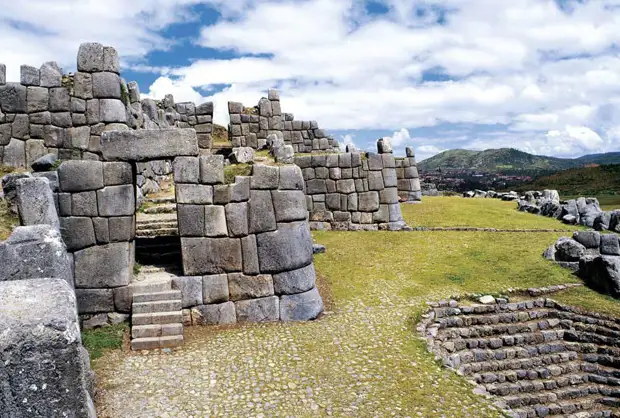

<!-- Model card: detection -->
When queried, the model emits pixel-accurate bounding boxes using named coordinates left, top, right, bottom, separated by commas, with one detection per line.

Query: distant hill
left=418, top=148, right=620, bottom=174
left=513, top=164, right=620, bottom=198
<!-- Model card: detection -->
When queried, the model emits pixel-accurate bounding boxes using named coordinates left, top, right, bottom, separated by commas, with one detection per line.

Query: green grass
left=224, top=163, right=252, bottom=183
left=564, top=194, right=620, bottom=211
left=82, top=323, right=128, bottom=361
left=401, top=196, right=583, bottom=230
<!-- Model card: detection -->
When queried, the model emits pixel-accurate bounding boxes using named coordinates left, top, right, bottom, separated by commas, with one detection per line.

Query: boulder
left=0, top=225, right=73, bottom=285
left=15, top=177, right=60, bottom=230
left=579, top=254, right=620, bottom=298
left=543, top=189, right=560, bottom=202
left=600, top=234, right=620, bottom=256
left=594, top=211, right=612, bottom=231
left=31, top=153, right=58, bottom=172
left=376, top=138, right=392, bottom=154
left=230, top=147, right=255, bottom=164
left=0, top=278, right=96, bottom=417
left=562, top=214, right=577, bottom=225
left=609, top=210, right=620, bottom=233
left=572, top=231, right=601, bottom=249
left=555, top=237, right=586, bottom=262
left=274, top=145, right=295, bottom=164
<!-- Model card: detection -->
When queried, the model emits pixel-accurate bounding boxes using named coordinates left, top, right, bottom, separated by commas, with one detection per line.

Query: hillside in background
left=513, top=164, right=620, bottom=197
left=418, top=148, right=620, bottom=174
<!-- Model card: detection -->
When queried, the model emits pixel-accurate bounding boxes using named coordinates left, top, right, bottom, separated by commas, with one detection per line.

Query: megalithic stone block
left=15, top=177, right=60, bottom=230
left=101, top=129, right=199, bottom=161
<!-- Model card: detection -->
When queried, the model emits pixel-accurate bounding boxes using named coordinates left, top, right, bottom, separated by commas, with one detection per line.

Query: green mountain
left=513, top=164, right=620, bottom=197
left=418, top=148, right=620, bottom=173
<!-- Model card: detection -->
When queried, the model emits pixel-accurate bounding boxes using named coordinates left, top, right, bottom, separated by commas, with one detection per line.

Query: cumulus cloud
left=384, top=128, right=412, bottom=146
left=416, top=145, right=446, bottom=162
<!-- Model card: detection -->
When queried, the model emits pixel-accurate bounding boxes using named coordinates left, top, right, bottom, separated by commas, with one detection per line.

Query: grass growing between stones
left=82, top=323, right=128, bottom=362
left=224, top=163, right=253, bottom=183
left=93, top=198, right=615, bottom=417
left=402, top=196, right=583, bottom=230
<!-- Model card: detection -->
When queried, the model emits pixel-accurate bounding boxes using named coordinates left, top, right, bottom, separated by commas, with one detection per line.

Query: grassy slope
left=93, top=197, right=620, bottom=416
left=401, top=196, right=584, bottom=230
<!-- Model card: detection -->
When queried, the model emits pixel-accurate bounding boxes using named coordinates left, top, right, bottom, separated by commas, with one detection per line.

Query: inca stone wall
left=173, top=155, right=323, bottom=322
left=295, top=142, right=411, bottom=231
left=0, top=43, right=214, bottom=168
left=227, top=89, right=339, bottom=153
left=419, top=298, right=620, bottom=417
left=395, top=146, right=422, bottom=202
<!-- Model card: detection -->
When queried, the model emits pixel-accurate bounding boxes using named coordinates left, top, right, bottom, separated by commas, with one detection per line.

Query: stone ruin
left=419, top=297, right=620, bottom=417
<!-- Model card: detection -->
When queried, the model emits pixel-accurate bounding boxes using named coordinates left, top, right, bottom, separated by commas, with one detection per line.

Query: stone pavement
left=94, top=295, right=503, bottom=417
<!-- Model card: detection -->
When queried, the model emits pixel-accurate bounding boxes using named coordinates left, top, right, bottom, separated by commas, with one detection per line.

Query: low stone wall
left=294, top=148, right=410, bottom=231
left=418, top=297, right=620, bottom=417
left=545, top=231, right=620, bottom=298
left=395, top=146, right=421, bottom=202
left=173, top=155, right=323, bottom=322
left=0, top=278, right=96, bottom=417
left=227, top=90, right=338, bottom=153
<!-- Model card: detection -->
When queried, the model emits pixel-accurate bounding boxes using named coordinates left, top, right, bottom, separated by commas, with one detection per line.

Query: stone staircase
left=420, top=299, right=620, bottom=417
left=136, top=213, right=178, bottom=238
left=130, top=267, right=184, bottom=351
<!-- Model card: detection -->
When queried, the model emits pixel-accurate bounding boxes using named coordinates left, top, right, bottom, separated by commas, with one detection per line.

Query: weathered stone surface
left=0, top=225, right=73, bottom=285
left=199, top=155, right=224, bottom=184
left=235, top=296, right=279, bottom=322
left=92, top=71, right=121, bottom=98
left=27, top=86, right=49, bottom=113
left=0, top=279, right=96, bottom=417
left=92, top=217, right=110, bottom=244
left=572, top=231, right=601, bottom=249
left=358, top=191, right=380, bottom=212
left=273, top=263, right=316, bottom=295
left=60, top=217, right=96, bottom=251
left=230, top=176, right=250, bottom=202
left=103, top=46, right=120, bottom=73
left=109, top=216, right=134, bottom=242
left=58, top=160, right=104, bottom=192
left=177, top=205, right=204, bottom=236
left=555, top=237, right=586, bottom=262
left=580, top=254, right=620, bottom=298
left=251, top=164, right=279, bottom=189
left=228, top=273, right=274, bottom=301
left=601, top=234, right=620, bottom=256
left=103, top=162, right=132, bottom=185
left=11, top=114, right=29, bottom=139
left=74, top=242, right=132, bottom=288
left=20, top=64, right=39, bottom=86
left=230, top=147, right=255, bottom=164
left=173, top=156, right=200, bottom=183
left=16, top=177, right=59, bottom=229
left=225, top=202, right=248, bottom=237
left=279, top=165, right=304, bottom=190
left=40, top=61, right=62, bottom=87
left=248, top=190, right=277, bottom=234
left=176, top=184, right=213, bottom=204
left=172, top=276, right=203, bottom=308
left=78, top=42, right=105, bottom=72
left=31, top=153, right=57, bottom=172
left=99, top=98, right=127, bottom=123
left=204, top=205, right=228, bottom=237
left=182, top=237, right=242, bottom=275
left=3, top=138, right=26, bottom=167
left=74, top=72, right=93, bottom=100
left=377, top=138, right=392, bottom=154
left=271, top=190, right=307, bottom=222
left=192, top=302, right=236, bottom=325
left=49, top=87, right=70, bottom=111
left=280, top=287, right=323, bottom=321
left=242, top=235, right=260, bottom=275
left=97, top=185, right=134, bottom=216
left=256, top=221, right=313, bottom=273
left=202, top=274, right=229, bottom=304
left=71, top=191, right=98, bottom=217
left=0, top=83, right=27, bottom=113
left=75, top=288, right=114, bottom=314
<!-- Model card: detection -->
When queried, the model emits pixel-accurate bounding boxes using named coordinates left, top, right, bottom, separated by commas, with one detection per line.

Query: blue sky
left=2, top=0, right=620, bottom=160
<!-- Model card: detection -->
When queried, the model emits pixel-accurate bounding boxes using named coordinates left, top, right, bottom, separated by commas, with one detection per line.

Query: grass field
left=91, top=197, right=619, bottom=417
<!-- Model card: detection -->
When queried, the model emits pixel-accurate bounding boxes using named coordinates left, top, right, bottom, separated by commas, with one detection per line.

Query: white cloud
left=384, top=128, right=411, bottom=146
left=416, top=145, right=445, bottom=162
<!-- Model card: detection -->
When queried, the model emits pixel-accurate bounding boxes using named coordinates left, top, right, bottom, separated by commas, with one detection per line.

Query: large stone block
left=172, top=276, right=203, bottom=308
left=251, top=164, right=279, bottom=189
left=109, top=216, right=135, bottom=242
left=249, top=190, right=277, bottom=234
left=58, top=160, right=104, bottom=192
left=11, top=114, right=29, bottom=139
left=306, top=179, right=327, bottom=194
left=75, top=288, right=114, bottom=314
left=173, top=156, right=200, bottom=183
left=74, top=72, right=93, bottom=99
left=27, top=86, right=49, bottom=113
left=182, top=237, right=242, bottom=275
left=72, top=191, right=98, bottom=216
left=358, top=191, right=380, bottom=212
left=60, top=217, right=96, bottom=251
left=228, top=273, right=274, bottom=301
left=103, top=162, right=133, bottom=186
left=191, top=302, right=236, bottom=325
left=279, top=165, right=304, bottom=190
left=199, top=155, right=225, bottom=184
left=271, top=190, right=307, bottom=222
left=256, top=221, right=313, bottom=273
left=178, top=204, right=205, bottom=236
left=225, top=202, right=248, bottom=237
left=273, top=263, right=316, bottom=295
left=579, top=255, right=620, bottom=298
left=205, top=205, right=228, bottom=237
left=235, top=296, right=279, bottom=322
left=3, top=138, right=26, bottom=167
left=16, top=177, right=59, bottom=229
left=0, top=83, right=27, bottom=113
left=0, top=279, right=96, bottom=417
left=242, top=234, right=260, bottom=275
left=103, top=46, right=120, bottom=73
left=230, top=176, right=250, bottom=202
left=97, top=185, right=135, bottom=216
left=202, top=274, right=229, bottom=304
left=176, top=184, right=213, bottom=204
left=0, top=225, right=73, bottom=285
left=74, top=242, right=132, bottom=288
left=601, top=234, right=620, bottom=256
left=92, top=71, right=121, bottom=99
left=280, top=287, right=323, bottom=321
left=77, top=42, right=104, bottom=72
left=40, top=61, right=62, bottom=88
left=99, top=98, right=127, bottom=123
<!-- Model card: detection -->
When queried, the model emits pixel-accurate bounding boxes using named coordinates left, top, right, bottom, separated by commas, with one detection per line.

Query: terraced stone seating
left=419, top=298, right=620, bottom=417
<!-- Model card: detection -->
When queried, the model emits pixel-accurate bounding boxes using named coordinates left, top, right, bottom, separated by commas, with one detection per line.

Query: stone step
left=486, top=372, right=590, bottom=397
left=502, top=383, right=599, bottom=408
left=434, top=300, right=549, bottom=320
left=132, top=300, right=182, bottom=314
left=583, top=363, right=620, bottom=380
left=143, top=204, right=177, bottom=214
left=436, top=308, right=555, bottom=328
left=463, top=351, right=580, bottom=375
left=511, top=397, right=611, bottom=417
left=565, top=331, right=620, bottom=351
left=136, top=221, right=178, bottom=230
left=474, top=358, right=581, bottom=384
left=129, top=278, right=172, bottom=295
left=146, top=196, right=176, bottom=204
left=135, top=228, right=179, bottom=237
left=445, top=330, right=565, bottom=353
left=131, top=335, right=184, bottom=351
left=133, top=290, right=182, bottom=303
left=452, top=342, right=576, bottom=366
left=438, top=319, right=564, bottom=341
left=554, top=311, right=620, bottom=333
left=572, top=323, right=620, bottom=340
left=131, top=323, right=183, bottom=339
left=132, top=311, right=183, bottom=326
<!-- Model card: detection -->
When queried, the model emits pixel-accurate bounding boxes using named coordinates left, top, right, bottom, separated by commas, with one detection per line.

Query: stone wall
left=0, top=43, right=214, bottom=168
left=545, top=231, right=620, bottom=299
left=173, top=155, right=323, bottom=322
left=295, top=144, right=412, bottom=231
left=395, top=146, right=422, bottom=202
left=227, top=89, right=339, bottom=153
